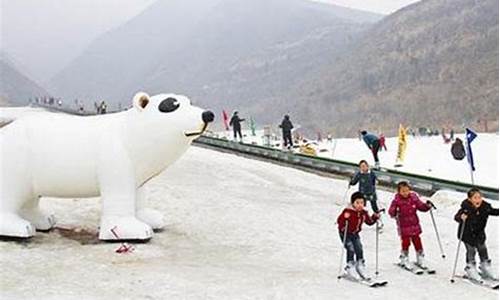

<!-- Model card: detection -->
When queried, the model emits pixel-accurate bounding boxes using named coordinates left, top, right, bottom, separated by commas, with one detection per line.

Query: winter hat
left=351, top=192, right=366, bottom=204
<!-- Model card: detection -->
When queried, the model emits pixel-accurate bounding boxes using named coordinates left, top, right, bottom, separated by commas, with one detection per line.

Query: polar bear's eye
left=158, top=97, right=180, bottom=113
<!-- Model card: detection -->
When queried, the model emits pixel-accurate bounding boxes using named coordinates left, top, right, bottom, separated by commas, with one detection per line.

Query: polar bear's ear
left=133, top=92, right=150, bottom=111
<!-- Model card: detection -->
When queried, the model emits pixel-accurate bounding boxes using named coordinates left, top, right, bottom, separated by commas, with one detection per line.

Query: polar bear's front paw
left=137, top=208, right=165, bottom=230
left=0, top=213, right=36, bottom=238
left=99, top=216, right=153, bottom=241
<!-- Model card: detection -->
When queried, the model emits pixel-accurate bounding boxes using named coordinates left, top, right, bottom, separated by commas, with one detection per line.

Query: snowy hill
left=0, top=146, right=497, bottom=299
left=218, top=130, right=498, bottom=187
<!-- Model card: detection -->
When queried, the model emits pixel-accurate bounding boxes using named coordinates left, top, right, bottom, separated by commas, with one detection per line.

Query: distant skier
left=451, top=138, right=466, bottom=160
left=389, top=181, right=433, bottom=271
left=229, top=111, right=245, bottom=141
left=100, top=101, right=107, bottom=114
left=454, top=188, right=498, bottom=281
left=441, top=128, right=451, bottom=144
left=360, top=130, right=381, bottom=168
left=279, top=115, right=294, bottom=149
left=379, top=133, right=387, bottom=151
left=349, top=160, right=383, bottom=229
left=337, top=192, right=380, bottom=280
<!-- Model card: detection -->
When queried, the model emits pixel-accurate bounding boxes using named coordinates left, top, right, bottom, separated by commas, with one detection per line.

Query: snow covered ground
left=215, top=130, right=498, bottom=187
left=0, top=145, right=497, bottom=299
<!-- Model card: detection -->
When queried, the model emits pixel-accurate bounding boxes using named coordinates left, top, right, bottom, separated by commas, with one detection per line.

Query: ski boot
left=399, top=251, right=412, bottom=270
left=479, top=260, right=498, bottom=281
left=465, top=263, right=483, bottom=282
left=415, top=251, right=427, bottom=269
left=356, top=260, right=371, bottom=280
left=345, top=261, right=359, bottom=279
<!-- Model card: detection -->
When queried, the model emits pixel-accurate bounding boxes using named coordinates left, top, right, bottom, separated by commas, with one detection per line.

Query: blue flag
left=465, top=128, right=477, bottom=171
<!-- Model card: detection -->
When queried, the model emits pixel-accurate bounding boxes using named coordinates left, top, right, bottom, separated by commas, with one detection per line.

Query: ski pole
left=375, top=209, right=385, bottom=276
left=337, top=220, right=349, bottom=280
left=375, top=220, right=380, bottom=276
left=428, top=207, right=446, bottom=258
left=450, top=217, right=467, bottom=283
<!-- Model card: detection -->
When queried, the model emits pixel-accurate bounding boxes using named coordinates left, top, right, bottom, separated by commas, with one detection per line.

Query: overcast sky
left=1, top=0, right=419, bottom=84
left=0, top=0, right=156, bottom=83
left=315, top=0, right=420, bottom=14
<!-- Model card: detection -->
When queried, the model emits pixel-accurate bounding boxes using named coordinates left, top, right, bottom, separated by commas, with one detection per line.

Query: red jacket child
left=388, top=191, right=431, bottom=237
left=336, top=192, right=380, bottom=279
left=388, top=181, right=432, bottom=269
left=338, top=207, right=378, bottom=234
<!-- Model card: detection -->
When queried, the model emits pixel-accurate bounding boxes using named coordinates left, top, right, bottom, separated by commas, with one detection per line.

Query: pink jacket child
left=388, top=181, right=433, bottom=270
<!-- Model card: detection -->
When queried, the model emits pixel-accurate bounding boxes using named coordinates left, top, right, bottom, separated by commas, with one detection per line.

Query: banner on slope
left=222, top=110, right=229, bottom=131
left=394, top=124, right=408, bottom=167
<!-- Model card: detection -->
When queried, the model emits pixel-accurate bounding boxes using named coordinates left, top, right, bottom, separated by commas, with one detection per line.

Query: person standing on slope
left=229, top=111, right=245, bottom=142
left=379, top=133, right=387, bottom=151
left=361, top=130, right=381, bottom=168
left=388, top=182, right=433, bottom=271
left=337, top=192, right=380, bottom=280
left=279, top=115, right=294, bottom=149
left=349, top=160, right=383, bottom=229
left=454, top=188, right=498, bottom=281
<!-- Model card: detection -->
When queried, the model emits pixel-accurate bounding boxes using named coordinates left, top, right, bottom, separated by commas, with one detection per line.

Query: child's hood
left=461, top=199, right=490, bottom=211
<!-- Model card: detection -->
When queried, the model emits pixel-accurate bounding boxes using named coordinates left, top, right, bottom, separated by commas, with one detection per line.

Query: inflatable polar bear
left=0, top=92, right=214, bottom=240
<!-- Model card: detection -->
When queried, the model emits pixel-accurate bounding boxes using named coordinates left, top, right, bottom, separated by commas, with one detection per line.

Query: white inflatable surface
left=0, top=92, right=214, bottom=240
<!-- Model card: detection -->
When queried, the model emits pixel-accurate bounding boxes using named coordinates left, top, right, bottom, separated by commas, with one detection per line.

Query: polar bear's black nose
left=202, top=111, right=215, bottom=123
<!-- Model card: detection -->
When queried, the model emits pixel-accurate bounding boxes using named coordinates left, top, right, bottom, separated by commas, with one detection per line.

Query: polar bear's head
left=123, top=92, right=214, bottom=184
left=130, top=91, right=214, bottom=141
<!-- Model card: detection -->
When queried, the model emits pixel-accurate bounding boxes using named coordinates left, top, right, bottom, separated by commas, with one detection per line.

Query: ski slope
left=0, top=145, right=497, bottom=299
left=217, top=130, right=498, bottom=187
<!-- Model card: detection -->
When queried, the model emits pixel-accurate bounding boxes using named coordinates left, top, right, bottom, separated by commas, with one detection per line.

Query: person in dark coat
left=229, top=111, right=245, bottom=141
left=279, top=115, right=294, bottom=148
left=349, top=160, right=380, bottom=214
left=361, top=130, right=381, bottom=168
left=454, top=188, right=498, bottom=280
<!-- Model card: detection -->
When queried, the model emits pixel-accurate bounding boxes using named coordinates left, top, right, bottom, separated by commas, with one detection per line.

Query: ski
left=454, top=275, right=499, bottom=290
left=413, top=263, right=436, bottom=274
left=395, top=263, right=424, bottom=275
left=339, top=274, right=388, bottom=288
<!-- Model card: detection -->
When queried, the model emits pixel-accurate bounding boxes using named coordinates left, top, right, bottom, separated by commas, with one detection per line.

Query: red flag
left=222, top=110, right=229, bottom=130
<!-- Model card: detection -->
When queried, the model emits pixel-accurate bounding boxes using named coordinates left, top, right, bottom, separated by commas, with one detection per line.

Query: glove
left=426, top=200, right=436, bottom=209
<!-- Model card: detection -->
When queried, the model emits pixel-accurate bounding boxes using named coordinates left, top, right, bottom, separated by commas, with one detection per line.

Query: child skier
left=349, top=160, right=383, bottom=229
left=337, top=192, right=380, bottom=280
left=388, top=181, right=433, bottom=270
left=454, top=188, right=499, bottom=281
